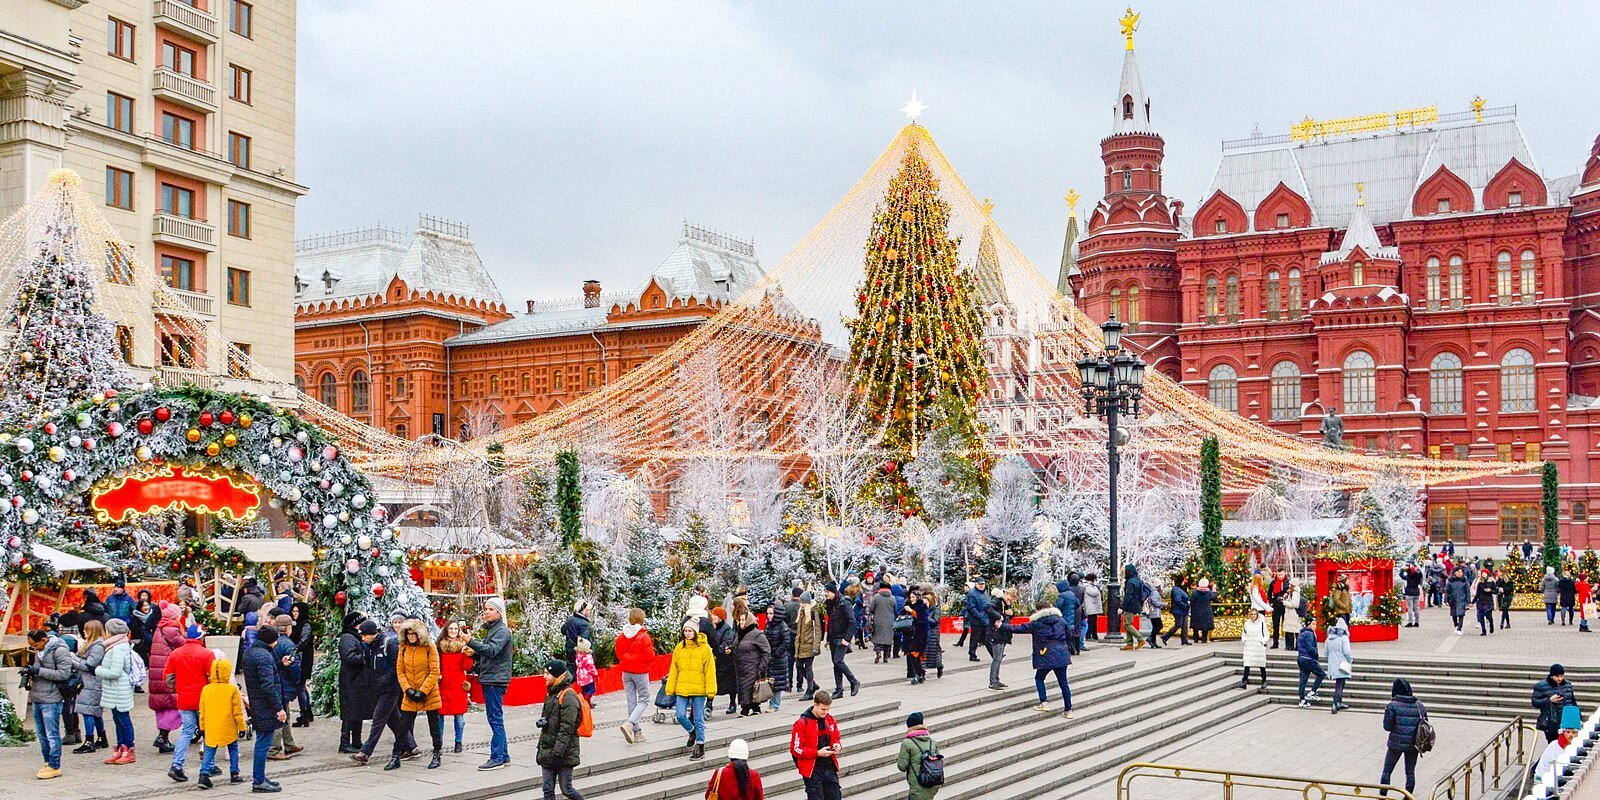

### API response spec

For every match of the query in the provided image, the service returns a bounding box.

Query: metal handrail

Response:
[1430,716,1532,800]
[1118,762,1417,800]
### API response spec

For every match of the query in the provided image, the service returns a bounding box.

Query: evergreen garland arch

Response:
[0,384,428,623]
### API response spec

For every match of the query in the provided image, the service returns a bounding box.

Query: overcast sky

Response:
[295,1,1600,304]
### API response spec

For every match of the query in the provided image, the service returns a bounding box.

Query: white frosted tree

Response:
[977,456,1040,586]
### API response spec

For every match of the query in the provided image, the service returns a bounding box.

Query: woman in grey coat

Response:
[1446,567,1471,635]
[1541,567,1561,624]
[74,619,109,752]
[869,584,897,662]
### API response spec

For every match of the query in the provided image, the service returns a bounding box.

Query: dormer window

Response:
[294,275,307,296]
[1436,197,1451,214]
[1122,169,1133,191]
[1214,218,1227,234]
[1508,190,1523,207]
[1276,212,1290,229]
[1122,94,1134,120]
[321,269,339,293]
[1351,261,1364,285]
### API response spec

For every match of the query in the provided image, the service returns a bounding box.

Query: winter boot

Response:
[690,743,705,761]
[198,773,213,790]
[384,755,402,771]
[427,749,441,770]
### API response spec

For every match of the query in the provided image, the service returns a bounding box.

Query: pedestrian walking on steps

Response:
[1473,570,1496,635]
[903,589,930,685]
[1542,567,1561,625]
[1239,608,1269,692]
[735,612,772,715]
[790,690,843,800]
[1325,619,1353,713]
[1268,571,1289,649]
[1295,623,1326,707]
[1446,567,1470,635]
[615,608,657,742]
[667,621,717,761]
[1119,564,1149,651]
[896,712,941,800]
[1495,571,1515,631]
[1190,579,1216,644]
[710,607,739,715]
[1401,561,1424,627]
[1533,663,1579,743]
[794,592,823,697]
[1379,679,1428,797]
[1004,606,1074,718]
[765,603,794,712]
[1082,574,1104,641]
[396,620,445,770]
[824,584,860,699]
[1162,579,1191,646]
[706,739,764,800]
[921,589,945,680]
[987,589,1013,689]
[964,579,992,662]
[536,662,586,800]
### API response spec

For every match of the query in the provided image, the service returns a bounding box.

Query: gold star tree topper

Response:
[1120,7,1140,50]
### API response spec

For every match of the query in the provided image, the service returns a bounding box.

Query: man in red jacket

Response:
[165,624,216,783]
[790,689,843,800]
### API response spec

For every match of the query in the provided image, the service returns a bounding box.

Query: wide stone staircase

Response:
[501,646,1266,800]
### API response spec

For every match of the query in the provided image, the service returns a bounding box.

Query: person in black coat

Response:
[709,609,738,714]
[353,620,409,766]
[1558,572,1579,626]
[289,602,316,726]
[733,615,771,716]
[987,590,1013,689]
[1005,607,1074,717]
[336,612,371,753]
[1189,580,1216,643]
[1162,581,1191,646]
[79,589,108,625]
[241,626,286,792]
[763,604,793,712]
[1380,679,1428,797]
[560,602,593,669]
[1532,664,1579,743]
[903,592,930,684]
[824,584,859,699]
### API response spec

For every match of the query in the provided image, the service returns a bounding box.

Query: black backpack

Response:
[1414,709,1435,755]
[913,738,945,788]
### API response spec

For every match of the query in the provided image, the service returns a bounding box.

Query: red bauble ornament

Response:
[220,410,235,425]
[105,389,118,399]
[297,519,311,532]
[155,407,171,422]
[199,411,215,427]
[883,461,897,473]
[371,584,386,598]
[43,422,56,435]
[138,418,154,435]
[334,591,348,607]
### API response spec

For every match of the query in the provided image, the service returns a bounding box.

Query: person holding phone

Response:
[790,689,843,800]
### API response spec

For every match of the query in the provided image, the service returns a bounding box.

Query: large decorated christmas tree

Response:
[847,141,990,517]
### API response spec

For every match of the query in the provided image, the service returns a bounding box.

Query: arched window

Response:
[1122,168,1132,191]
[1126,285,1140,329]
[293,375,305,393]
[1520,248,1536,305]
[1122,94,1134,120]
[1109,286,1122,322]
[1269,361,1301,421]
[350,370,369,414]
[1342,351,1376,414]
[1225,274,1240,323]
[1500,348,1535,412]
[394,375,406,398]
[1288,269,1302,318]
[1429,352,1463,414]
[586,366,598,388]
[1496,251,1513,305]
[1425,257,1442,310]
[1207,364,1238,414]
[318,373,337,408]
[488,374,500,395]
[1448,255,1465,307]
[1265,270,1281,320]
[1204,276,1219,323]
[1351,260,1365,286]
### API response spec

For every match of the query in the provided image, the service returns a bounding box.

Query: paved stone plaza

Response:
[4,603,1596,799]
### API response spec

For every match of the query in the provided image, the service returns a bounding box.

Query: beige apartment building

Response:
[0,0,303,399]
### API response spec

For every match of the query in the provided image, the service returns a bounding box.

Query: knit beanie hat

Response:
[1551,663,1566,677]
[546,660,568,678]
[906,711,924,728]
[257,625,279,645]
[358,620,381,636]
[728,739,750,760]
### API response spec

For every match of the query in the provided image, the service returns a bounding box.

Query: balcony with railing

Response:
[154,365,214,389]
[153,212,217,250]
[157,286,216,319]
[152,0,219,42]
[152,67,218,113]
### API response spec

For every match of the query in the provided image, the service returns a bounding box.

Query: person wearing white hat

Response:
[704,738,763,799]
[467,598,512,771]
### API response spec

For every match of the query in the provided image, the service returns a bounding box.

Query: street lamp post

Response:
[1076,315,1146,638]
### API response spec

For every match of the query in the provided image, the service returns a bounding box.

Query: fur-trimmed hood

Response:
[399,618,434,648]
[1030,606,1062,622]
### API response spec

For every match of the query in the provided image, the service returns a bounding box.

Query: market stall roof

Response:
[660,526,751,547]
[32,543,108,573]
[367,475,452,506]
[213,538,314,563]
[1223,518,1344,540]
[399,526,532,555]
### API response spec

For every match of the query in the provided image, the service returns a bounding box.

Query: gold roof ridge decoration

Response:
[1291,105,1439,143]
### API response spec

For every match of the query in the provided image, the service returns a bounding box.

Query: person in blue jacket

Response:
[1295,623,1326,707]
[1053,581,1082,656]
[964,579,992,661]
[1162,580,1191,646]
[240,626,285,792]
[1004,606,1074,718]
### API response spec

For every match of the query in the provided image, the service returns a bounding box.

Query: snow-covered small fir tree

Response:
[617,516,674,616]
[975,456,1040,586]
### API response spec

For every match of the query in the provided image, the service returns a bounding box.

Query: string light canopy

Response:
[0,132,1535,493]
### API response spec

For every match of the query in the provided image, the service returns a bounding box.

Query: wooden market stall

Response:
[206,538,315,629]
[400,527,532,619]
[1,544,109,665]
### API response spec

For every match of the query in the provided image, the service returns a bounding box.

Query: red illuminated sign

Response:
[90,465,262,524]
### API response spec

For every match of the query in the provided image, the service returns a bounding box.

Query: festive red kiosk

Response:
[1313,555,1400,643]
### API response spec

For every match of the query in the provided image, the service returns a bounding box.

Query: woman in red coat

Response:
[436,620,474,753]
[147,601,186,752]
[705,738,763,799]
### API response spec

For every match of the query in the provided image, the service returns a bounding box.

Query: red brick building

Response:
[1074,38,1600,546]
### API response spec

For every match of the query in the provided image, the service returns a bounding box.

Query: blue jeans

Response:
[83,713,103,741]
[1035,667,1070,709]
[33,700,62,769]
[1548,603,1557,623]
[252,723,277,786]
[674,695,707,744]
[172,709,200,767]
[201,741,239,776]
[112,709,135,748]
[483,684,508,764]
[1297,658,1326,699]
[450,713,466,744]
[769,690,782,712]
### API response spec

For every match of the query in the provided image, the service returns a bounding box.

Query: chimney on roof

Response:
[525,299,535,314]
[583,280,601,308]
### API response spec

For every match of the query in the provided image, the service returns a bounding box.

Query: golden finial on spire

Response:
[980,198,995,218]
[1064,188,1081,217]
[1119,7,1140,51]
[1471,95,1486,123]
[1356,182,1365,207]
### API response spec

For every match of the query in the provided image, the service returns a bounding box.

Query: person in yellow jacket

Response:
[396,619,444,770]
[665,621,717,760]
[196,656,246,789]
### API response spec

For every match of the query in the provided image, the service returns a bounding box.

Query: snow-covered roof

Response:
[1320,200,1400,265]
[400,526,530,554]
[1207,108,1541,231]
[1111,49,1153,136]
[294,216,505,307]
[213,538,313,564]
[32,543,108,573]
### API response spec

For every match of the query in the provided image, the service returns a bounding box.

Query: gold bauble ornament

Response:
[239,414,253,428]
[205,442,221,457]
[223,432,239,447]
[186,428,202,443]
